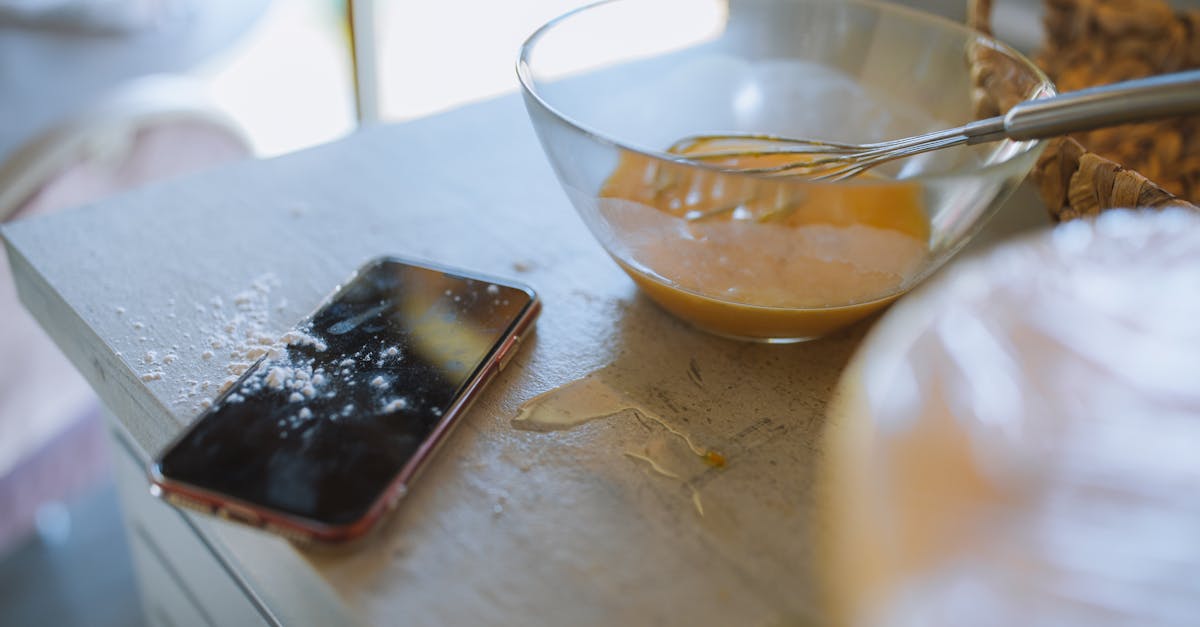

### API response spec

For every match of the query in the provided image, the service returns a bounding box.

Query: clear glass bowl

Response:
[518,0,1052,342]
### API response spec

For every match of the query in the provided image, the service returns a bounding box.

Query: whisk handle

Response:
[998,69,1200,142]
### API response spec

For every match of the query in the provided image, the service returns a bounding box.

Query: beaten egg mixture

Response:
[598,148,931,340]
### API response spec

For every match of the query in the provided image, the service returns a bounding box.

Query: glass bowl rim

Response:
[516,0,1056,188]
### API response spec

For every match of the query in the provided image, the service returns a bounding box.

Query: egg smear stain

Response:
[513,372,725,516]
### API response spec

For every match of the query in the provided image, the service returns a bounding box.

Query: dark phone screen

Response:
[157,259,535,526]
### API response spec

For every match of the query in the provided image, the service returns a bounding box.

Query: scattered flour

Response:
[127,274,294,404]
[375,345,402,367]
[124,273,438,428]
[266,367,292,390]
[279,330,327,352]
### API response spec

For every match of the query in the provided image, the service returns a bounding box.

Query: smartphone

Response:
[149,256,540,543]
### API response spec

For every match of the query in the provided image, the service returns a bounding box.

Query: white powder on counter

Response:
[127,273,427,428]
[121,273,289,401]
[266,366,292,390]
[279,330,327,352]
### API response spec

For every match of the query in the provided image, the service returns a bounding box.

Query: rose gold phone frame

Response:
[149,256,540,543]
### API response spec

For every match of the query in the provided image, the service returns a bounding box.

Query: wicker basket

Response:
[968,0,1199,221]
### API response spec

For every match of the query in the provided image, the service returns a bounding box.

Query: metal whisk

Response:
[669,70,1200,181]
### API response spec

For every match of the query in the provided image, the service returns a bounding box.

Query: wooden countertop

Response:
[2,92,1048,626]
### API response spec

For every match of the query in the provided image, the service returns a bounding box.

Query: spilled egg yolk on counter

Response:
[598,147,931,340]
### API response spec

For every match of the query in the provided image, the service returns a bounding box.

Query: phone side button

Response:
[497,335,522,371]
[388,485,410,510]
[220,503,261,526]
[264,523,312,544]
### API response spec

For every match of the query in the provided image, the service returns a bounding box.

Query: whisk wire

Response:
[663,70,1200,181]
[670,126,973,180]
